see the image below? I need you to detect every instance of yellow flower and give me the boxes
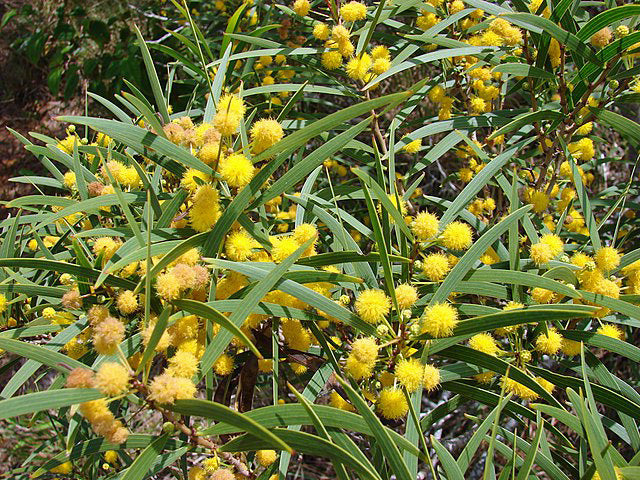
[594,246,620,272]
[530,242,553,265]
[346,53,372,81]
[402,138,422,153]
[377,387,408,419]
[190,184,221,232]
[181,168,210,193]
[395,358,424,392]
[271,235,299,263]
[94,362,129,396]
[355,289,391,324]
[596,323,624,341]
[422,364,441,392]
[340,2,367,22]
[322,50,343,69]
[422,252,451,282]
[440,221,473,250]
[590,27,612,48]
[214,94,245,135]
[293,0,311,16]
[214,353,235,375]
[251,118,284,154]
[395,283,418,309]
[535,327,563,355]
[92,317,125,355]
[148,373,196,404]
[256,450,277,467]
[469,333,499,356]
[313,22,330,40]
[225,230,257,261]
[412,211,440,241]
[220,153,254,188]
[116,290,138,315]
[422,302,459,337]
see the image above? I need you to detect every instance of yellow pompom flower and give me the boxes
[395,358,424,392]
[469,333,499,356]
[422,302,459,337]
[50,461,73,474]
[561,338,582,356]
[535,327,563,355]
[225,230,257,261]
[422,252,451,282]
[440,221,472,250]
[395,284,418,309]
[350,337,379,365]
[220,153,254,188]
[181,168,210,193]
[214,94,245,135]
[251,119,284,154]
[313,22,330,40]
[531,287,556,304]
[156,272,183,301]
[0,294,7,314]
[92,317,125,355]
[340,1,367,22]
[594,246,620,272]
[422,364,441,392]
[402,138,422,153]
[322,50,343,69]
[167,350,200,378]
[540,233,564,256]
[256,450,277,467]
[293,0,311,16]
[148,373,196,404]
[116,290,138,315]
[530,242,553,266]
[271,235,299,263]
[355,289,391,324]
[345,356,374,380]
[412,211,440,240]
[346,53,372,81]
[214,353,235,375]
[331,25,350,43]
[501,376,538,401]
[94,362,129,396]
[371,57,391,74]
[190,184,221,232]
[590,27,612,47]
[596,323,624,341]
[377,387,408,419]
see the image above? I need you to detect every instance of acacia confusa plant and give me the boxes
[2,1,640,479]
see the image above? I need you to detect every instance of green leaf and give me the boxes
[0,389,102,420]
[173,299,263,359]
[121,434,169,480]
[432,435,465,480]
[133,25,170,123]
[576,6,640,42]
[492,62,555,79]
[198,239,314,379]
[501,13,603,66]
[335,375,414,480]
[168,399,292,453]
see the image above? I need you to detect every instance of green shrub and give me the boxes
[1,1,640,479]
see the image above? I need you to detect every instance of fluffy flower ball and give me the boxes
[440,221,472,250]
[355,289,391,324]
[251,119,284,154]
[377,387,408,419]
[340,2,367,22]
[422,302,459,337]
[422,252,451,282]
[395,358,424,392]
[412,211,440,241]
[220,153,255,188]
[94,362,129,396]
[395,284,418,309]
[535,327,563,355]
